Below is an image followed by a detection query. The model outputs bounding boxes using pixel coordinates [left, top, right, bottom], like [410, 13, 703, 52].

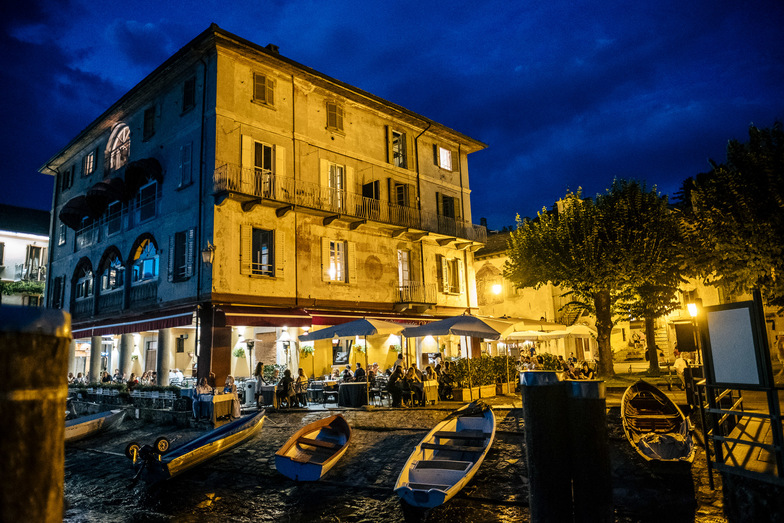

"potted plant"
[474, 356, 497, 399]
[494, 355, 515, 395]
[451, 358, 480, 402]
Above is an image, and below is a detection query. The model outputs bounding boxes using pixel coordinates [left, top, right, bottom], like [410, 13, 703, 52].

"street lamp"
[687, 302, 702, 365]
[201, 242, 215, 264]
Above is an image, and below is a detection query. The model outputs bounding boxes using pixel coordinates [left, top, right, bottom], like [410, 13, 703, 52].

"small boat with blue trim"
[275, 414, 352, 481]
[65, 409, 126, 443]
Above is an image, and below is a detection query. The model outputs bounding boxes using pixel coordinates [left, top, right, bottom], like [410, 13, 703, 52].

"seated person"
[223, 375, 241, 418]
[353, 362, 366, 382]
[341, 365, 354, 383]
[387, 366, 404, 407]
[580, 362, 595, 379]
[564, 363, 580, 380]
[276, 369, 297, 407]
[193, 377, 214, 420]
[295, 368, 308, 407]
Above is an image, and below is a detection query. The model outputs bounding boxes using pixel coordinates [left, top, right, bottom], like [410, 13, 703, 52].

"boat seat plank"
[421, 442, 484, 453]
[433, 430, 488, 440]
[407, 482, 451, 491]
[414, 459, 471, 470]
[298, 437, 339, 449]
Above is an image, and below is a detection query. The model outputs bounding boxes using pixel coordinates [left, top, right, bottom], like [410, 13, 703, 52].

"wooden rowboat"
[127, 409, 266, 484]
[275, 414, 352, 481]
[621, 380, 695, 463]
[65, 409, 126, 443]
[394, 401, 495, 508]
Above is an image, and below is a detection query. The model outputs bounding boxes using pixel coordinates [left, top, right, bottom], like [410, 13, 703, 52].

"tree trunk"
[593, 291, 615, 377]
[645, 316, 660, 376]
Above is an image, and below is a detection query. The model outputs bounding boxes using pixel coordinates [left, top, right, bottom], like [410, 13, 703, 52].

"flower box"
[496, 381, 515, 395]
[479, 384, 496, 398]
[452, 387, 481, 402]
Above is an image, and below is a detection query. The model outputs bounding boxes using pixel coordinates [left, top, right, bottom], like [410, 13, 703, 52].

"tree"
[679, 122, 784, 308]
[505, 180, 685, 377]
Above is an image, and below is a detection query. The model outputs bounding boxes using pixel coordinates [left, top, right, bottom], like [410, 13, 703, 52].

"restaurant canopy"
[58, 195, 93, 229]
[85, 177, 126, 216]
[403, 315, 501, 340]
[298, 318, 407, 341]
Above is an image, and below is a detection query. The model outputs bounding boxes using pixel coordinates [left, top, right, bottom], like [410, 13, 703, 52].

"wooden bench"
[420, 442, 484, 453]
[433, 430, 488, 440]
[297, 437, 339, 449]
[414, 459, 471, 471]
[407, 482, 451, 491]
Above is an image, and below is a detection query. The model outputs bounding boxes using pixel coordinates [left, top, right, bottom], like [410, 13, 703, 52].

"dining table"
[258, 384, 279, 408]
[423, 380, 439, 405]
[338, 382, 368, 408]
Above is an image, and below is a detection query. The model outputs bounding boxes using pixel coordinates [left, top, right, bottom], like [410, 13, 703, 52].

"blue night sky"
[2, 0, 783, 230]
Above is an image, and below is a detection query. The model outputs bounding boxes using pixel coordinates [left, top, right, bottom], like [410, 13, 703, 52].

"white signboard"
[706, 307, 760, 386]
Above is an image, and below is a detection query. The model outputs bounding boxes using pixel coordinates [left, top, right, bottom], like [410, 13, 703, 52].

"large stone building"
[42, 25, 487, 384]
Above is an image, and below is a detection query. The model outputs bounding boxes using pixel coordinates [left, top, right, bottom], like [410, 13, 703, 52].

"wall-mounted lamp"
[492, 283, 503, 295]
[201, 242, 216, 264]
[687, 302, 699, 318]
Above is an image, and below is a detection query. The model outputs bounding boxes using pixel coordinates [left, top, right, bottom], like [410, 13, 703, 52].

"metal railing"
[129, 280, 158, 306]
[396, 281, 437, 304]
[214, 163, 487, 242]
[15, 264, 46, 282]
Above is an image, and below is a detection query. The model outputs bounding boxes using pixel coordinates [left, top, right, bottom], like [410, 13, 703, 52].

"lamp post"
[201, 242, 215, 264]
[687, 302, 702, 365]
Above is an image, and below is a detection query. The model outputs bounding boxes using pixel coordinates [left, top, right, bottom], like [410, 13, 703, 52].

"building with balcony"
[0, 204, 50, 307]
[42, 25, 487, 384]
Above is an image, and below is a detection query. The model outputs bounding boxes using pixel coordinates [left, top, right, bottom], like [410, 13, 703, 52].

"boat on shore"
[126, 409, 266, 484]
[621, 379, 695, 463]
[65, 409, 126, 443]
[275, 414, 352, 481]
[394, 401, 495, 508]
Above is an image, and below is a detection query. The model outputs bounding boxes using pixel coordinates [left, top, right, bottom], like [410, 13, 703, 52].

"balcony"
[394, 281, 437, 312]
[72, 297, 94, 319]
[15, 264, 46, 282]
[130, 280, 158, 307]
[214, 164, 486, 243]
[97, 290, 124, 314]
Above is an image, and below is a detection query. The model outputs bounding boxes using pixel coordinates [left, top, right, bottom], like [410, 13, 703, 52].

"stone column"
[156, 328, 174, 386]
[0, 307, 71, 522]
[119, 334, 134, 380]
[67, 339, 76, 375]
[89, 335, 103, 384]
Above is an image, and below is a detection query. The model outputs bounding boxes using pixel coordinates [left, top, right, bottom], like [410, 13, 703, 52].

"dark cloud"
[106, 20, 176, 69]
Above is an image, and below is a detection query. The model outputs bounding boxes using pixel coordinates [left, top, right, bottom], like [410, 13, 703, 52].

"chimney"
[265, 43, 280, 54]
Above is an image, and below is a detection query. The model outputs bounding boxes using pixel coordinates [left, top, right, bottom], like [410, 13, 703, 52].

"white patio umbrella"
[298, 318, 408, 405]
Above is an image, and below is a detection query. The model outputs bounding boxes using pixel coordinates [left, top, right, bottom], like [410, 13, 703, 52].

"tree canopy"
[505, 179, 684, 377]
[679, 122, 784, 308]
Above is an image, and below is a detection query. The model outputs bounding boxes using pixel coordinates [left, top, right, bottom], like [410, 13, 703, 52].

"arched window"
[75, 266, 94, 299]
[100, 254, 125, 292]
[107, 124, 130, 171]
[131, 239, 159, 283]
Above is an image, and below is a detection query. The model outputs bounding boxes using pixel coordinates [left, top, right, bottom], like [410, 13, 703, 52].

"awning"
[403, 315, 502, 340]
[299, 318, 408, 341]
[307, 310, 432, 326]
[125, 158, 163, 196]
[85, 177, 126, 216]
[218, 306, 311, 327]
[58, 195, 93, 229]
[72, 308, 194, 338]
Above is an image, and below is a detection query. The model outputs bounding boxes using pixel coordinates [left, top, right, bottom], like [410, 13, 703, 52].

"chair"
[323, 385, 339, 405]
[308, 382, 324, 403]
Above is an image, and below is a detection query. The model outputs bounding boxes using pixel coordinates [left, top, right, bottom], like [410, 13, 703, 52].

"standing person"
[673, 349, 688, 390]
[254, 362, 265, 409]
[392, 353, 405, 372]
[354, 362, 366, 382]
[295, 368, 308, 407]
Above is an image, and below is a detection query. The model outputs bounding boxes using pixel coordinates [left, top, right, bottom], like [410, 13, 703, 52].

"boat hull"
[275, 414, 352, 481]
[621, 380, 695, 463]
[394, 401, 495, 508]
[141, 409, 266, 484]
[65, 409, 125, 443]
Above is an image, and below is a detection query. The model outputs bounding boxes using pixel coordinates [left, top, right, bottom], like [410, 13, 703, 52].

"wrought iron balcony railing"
[214, 164, 486, 242]
[15, 264, 47, 282]
[396, 281, 438, 305]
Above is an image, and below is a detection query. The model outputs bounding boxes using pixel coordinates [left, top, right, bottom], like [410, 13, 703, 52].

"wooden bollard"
[0, 307, 71, 522]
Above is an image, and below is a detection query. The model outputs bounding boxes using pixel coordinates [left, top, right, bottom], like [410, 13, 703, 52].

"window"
[58, 223, 67, 246]
[82, 151, 96, 177]
[143, 107, 156, 141]
[434, 144, 454, 171]
[255, 142, 274, 197]
[328, 163, 345, 210]
[62, 165, 74, 191]
[252, 228, 274, 276]
[52, 276, 65, 308]
[106, 201, 122, 236]
[398, 250, 410, 287]
[182, 76, 196, 112]
[137, 181, 158, 223]
[240, 225, 284, 278]
[439, 255, 465, 294]
[253, 73, 275, 106]
[328, 240, 346, 282]
[107, 124, 130, 171]
[326, 102, 343, 131]
[168, 228, 195, 282]
[131, 239, 159, 284]
[23, 295, 42, 307]
[75, 267, 94, 299]
[391, 130, 407, 168]
[0, 242, 4, 265]
[24, 245, 45, 281]
[179, 143, 193, 187]
[100, 255, 125, 292]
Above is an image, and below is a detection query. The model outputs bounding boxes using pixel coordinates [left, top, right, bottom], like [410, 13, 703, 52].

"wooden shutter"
[387, 178, 394, 203]
[275, 145, 286, 178]
[433, 144, 439, 166]
[453, 196, 462, 221]
[275, 230, 285, 278]
[240, 225, 252, 275]
[457, 257, 465, 294]
[347, 241, 357, 285]
[451, 150, 458, 172]
[440, 254, 448, 293]
[321, 238, 331, 281]
[320, 158, 330, 190]
[385, 126, 393, 164]
[406, 133, 415, 171]
[180, 143, 192, 186]
[167, 235, 175, 282]
[345, 166, 355, 197]
[436, 192, 443, 216]
[184, 228, 195, 279]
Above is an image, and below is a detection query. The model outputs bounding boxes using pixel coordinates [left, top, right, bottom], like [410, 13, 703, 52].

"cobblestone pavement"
[63, 394, 726, 522]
